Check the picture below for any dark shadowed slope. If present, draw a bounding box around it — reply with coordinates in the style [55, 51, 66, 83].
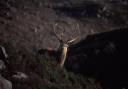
[66, 28, 128, 89]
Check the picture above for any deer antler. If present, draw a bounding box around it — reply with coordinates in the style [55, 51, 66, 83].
[53, 23, 64, 42]
[67, 23, 80, 45]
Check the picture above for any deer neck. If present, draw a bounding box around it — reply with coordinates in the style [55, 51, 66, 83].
[59, 43, 69, 67]
[62, 43, 68, 55]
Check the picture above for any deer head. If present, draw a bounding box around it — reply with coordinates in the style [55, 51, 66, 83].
[53, 23, 80, 68]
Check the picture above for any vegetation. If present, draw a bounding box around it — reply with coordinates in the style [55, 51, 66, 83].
[0, 42, 100, 89]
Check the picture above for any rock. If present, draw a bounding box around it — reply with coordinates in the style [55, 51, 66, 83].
[12, 72, 28, 80]
[0, 75, 12, 89]
[0, 46, 11, 89]
[0, 45, 8, 60]
[0, 60, 5, 70]
[103, 42, 116, 54]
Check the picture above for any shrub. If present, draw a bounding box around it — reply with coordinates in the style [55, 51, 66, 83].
[7, 50, 101, 89]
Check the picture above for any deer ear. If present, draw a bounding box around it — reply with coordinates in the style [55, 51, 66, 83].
[67, 37, 78, 44]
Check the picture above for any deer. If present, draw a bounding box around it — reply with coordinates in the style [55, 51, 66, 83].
[53, 23, 80, 68]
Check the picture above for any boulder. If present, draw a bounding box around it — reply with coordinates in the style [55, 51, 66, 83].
[0, 75, 12, 89]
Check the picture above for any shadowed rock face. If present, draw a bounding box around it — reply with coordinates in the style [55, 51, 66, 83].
[66, 28, 128, 89]
[0, 46, 12, 89]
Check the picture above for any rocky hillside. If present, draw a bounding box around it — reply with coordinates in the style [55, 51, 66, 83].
[0, 0, 128, 89]
[0, 0, 128, 52]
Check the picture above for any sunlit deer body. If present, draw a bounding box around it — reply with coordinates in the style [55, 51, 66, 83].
[53, 23, 79, 68]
